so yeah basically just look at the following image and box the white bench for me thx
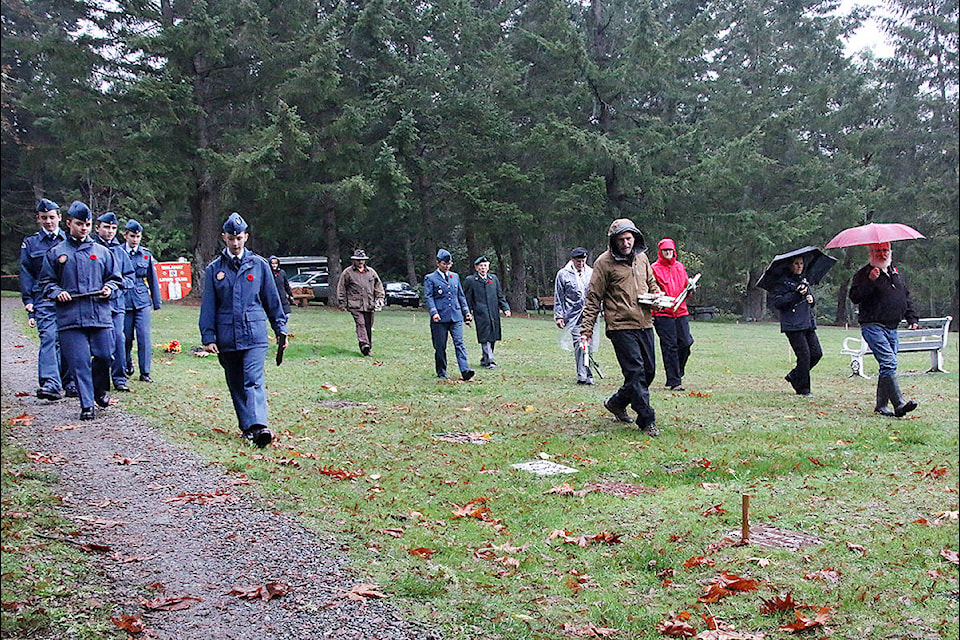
[841,316,953,378]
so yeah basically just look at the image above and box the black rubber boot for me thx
[874,376,895,417]
[890,376,918,417]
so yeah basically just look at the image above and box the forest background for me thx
[1,0,957,323]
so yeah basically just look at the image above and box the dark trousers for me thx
[350,310,374,350]
[607,328,657,428]
[124,306,152,374]
[59,327,113,409]
[110,310,128,385]
[785,329,822,394]
[653,315,694,387]
[218,347,268,432]
[430,320,469,377]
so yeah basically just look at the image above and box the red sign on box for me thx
[156,262,192,300]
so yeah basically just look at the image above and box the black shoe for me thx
[577,379,595,385]
[114,382,131,392]
[125,366,135,377]
[666,385,685,391]
[360,345,371,356]
[639,421,660,437]
[874,406,895,417]
[251,427,273,448]
[80,407,95,421]
[37,386,63,401]
[894,399,918,418]
[604,398,632,422]
[484,363,497,369]
[95,394,111,408]
[139,374,153,383]
[65,386,79,398]
[461,369,475,381]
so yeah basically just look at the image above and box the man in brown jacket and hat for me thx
[337,249,385,356]
[580,219,663,436]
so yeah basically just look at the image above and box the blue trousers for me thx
[607,329,657,429]
[124,307,152,374]
[59,327,113,409]
[430,320,469,377]
[653,315,694,387]
[860,324,899,377]
[218,347,269,432]
[33,302,64,391]
[111,311,128,385]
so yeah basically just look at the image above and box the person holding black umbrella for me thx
[770,255,822,396]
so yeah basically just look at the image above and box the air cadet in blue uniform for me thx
[122,219,162,382]
[20,198,70,400]
[423,249,474,381]
[94,212,136,392]
[38,201,122,421]
[199,213,288,448]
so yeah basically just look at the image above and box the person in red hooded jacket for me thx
[651,239,695,391]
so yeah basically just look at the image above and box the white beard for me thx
[869,255,892,270]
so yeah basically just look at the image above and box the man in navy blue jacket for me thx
[94,212,136,392]
[423,249,474,381]
[20,198,69,400]
[38,201,122,420]
[199,213,288,447]
[122,219,162,382]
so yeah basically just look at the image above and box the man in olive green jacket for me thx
[337,250,385,356]
[580,218,663,436]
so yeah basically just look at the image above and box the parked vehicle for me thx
[384,281,420,307]
[289,271,330,305]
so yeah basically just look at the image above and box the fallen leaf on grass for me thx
[698,571,760,603]
[321,383,338,393]
[547,530,623,547]
[343,583,386,602]
[543,482,593,497]
[683,556,716,569]
[845,541,867,556]
[139,594,202,611]
[10,413,35,426]
[803,568,840,582]
[560,621,620,636]
[79,542,112,553]
[227,582,289,601]
[657,611,696,637]
[26,451,68,464]
[408,547,436,559]
[778,606,832,632]
[318,466,364,480]
[941,549,958,565]
[759,592,799,613]
[111,615,145,633]
[451,497,491,520]
[376,527,405,538]
[701,504,725,516]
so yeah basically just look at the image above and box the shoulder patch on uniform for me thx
[58,254,67,264]
[216,271,226,281]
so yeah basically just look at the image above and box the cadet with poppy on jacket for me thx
[38,201,122,420]
[94,212,136,392]
[122,219,162,383]
[200,213,288,448]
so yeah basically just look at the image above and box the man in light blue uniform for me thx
[423,249,474,381]
[122,219,162,382]
[38,201,122,420]
[200,213,288,448]
[94,212,135,392]
[20,198,69,400]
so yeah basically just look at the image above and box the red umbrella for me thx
[825,223,925,249]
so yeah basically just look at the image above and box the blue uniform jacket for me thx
[37,236,122,330]
[424,269,470,322]
[125,245,162,311]
[20,229,66,311]
[95,235,135,313]
[199,250,287,351]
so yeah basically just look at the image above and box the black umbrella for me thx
[756,246,836,292]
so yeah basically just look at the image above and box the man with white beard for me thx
[848,242,919,417]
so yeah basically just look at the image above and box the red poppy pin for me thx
[58,255,67,264]
[247,274,255,281]
[90,254,97,260]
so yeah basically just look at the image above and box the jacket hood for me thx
[607,218,647,257]
[656,238,676,265]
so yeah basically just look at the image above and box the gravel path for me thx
[1,298,442,640]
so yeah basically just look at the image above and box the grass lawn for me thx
[6,298,960,639]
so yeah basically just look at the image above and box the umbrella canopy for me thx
[825,223,924,249]
[756,246,836,292]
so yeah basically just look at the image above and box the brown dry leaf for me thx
[79,542,113,553]
[451,497,492,520]
[344,583,386,602]
[408,547,436,559]
[845,541,867,556]
[697,627,767,640]
[543,482,591,497]
[26,451,68,464]
[318,465,364,480]
[683,556,716,569]
[803,568,840,582]
[110,615,145,633]
[759,592,799,614]
[164,489,238,505]
[657,610,696,637]
[377,527,405,538]
[10,412,35,426]
[139,594,203,611]
[778,606,832,633]
[560,621,620,637]
[226,582,289,601]
[701,504,726,516]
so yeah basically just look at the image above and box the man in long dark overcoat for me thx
[463,256,510,368]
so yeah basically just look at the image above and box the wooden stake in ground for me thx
[741,495,751,543]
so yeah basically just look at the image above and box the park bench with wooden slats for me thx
[534,296,555,314]
[841,316,953,377]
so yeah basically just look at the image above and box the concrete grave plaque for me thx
[511,460,578,475]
